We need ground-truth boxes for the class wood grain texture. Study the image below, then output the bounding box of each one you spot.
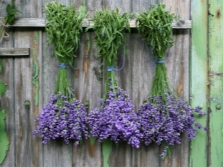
[0,0,194,167]
[209,1,223,167]
[190,0,208,167]
[161,0,191,166]
[0,48,29,56]
[131,0,160,166]
[0,19,15,167]
[5,18,192,29]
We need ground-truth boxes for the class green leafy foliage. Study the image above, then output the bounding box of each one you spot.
[0,60,2,73]
[45,1,86,97]
[45,1,86,64]
[0,109,9,164]
[0,82,6,97]
[86,9,132,96]
[136,3,175,58]
[86,8,131,66]
[5,4,20,25]
[137,3,176,100]
[0,0,20,40]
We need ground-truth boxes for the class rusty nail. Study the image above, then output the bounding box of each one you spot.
[25,100,30,108]
[198,105,203,109]
[216,104,222,110]
[84,101,90,109]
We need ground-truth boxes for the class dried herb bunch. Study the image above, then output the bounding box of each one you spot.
[33,2,89,145]
[137,3,175,99]
[87,8,131,95]
[137,3,207,158]
[137,3,174,58]
[87,9,142,148]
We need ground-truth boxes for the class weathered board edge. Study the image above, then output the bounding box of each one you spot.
[0,48,30,56]
[190,0,208,167]
[6,18,192,29]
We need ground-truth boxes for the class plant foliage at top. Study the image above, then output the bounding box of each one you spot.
[136,3,175,58]
[0,0,20,41]
[45,1,86,63]
[87,8,131,66]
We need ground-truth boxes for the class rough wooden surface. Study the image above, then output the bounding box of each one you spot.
[0,48,29,56]
[209,1,223,167]
[4,18,192,29]
[190,0,208,167]
[0,0,205,167]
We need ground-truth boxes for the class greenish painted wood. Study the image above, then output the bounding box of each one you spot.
[209,1,223,167]
[0,109,9,164]
[190,0,208,167]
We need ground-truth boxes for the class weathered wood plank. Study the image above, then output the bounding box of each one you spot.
[70,0,102,166]
[190,0,208,167]
[209,1,223,167]
[98,1,134,166]
[72,32,102,167]
[131,0,160,166]
[0,48,29,56]
[161,0,191,166]
[3,18,192,29]
[41,30,73,167]
[0,11,15,167]
[13,29,35,167]
[14,0,44,166]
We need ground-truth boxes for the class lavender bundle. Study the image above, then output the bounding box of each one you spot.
[33,2,88,145]
[137,3,206,157]
[87,9,141,148]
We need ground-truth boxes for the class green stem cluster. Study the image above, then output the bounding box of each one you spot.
[54,68,71,98]
[150,64,170,102]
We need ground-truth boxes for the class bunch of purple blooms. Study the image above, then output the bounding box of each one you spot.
[88,85,142,148]
[33,93,89,146]
[137,93,207,158]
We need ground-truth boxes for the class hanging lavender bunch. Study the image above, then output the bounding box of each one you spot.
[137,3,207,157]
[33,2,89,145]
[87,9,141,148]
[88,82,142,148]
[33,94,89,145]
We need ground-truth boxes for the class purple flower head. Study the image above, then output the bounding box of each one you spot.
[33,94,89,145]
[138,93,206,147]
[88,86,142,148]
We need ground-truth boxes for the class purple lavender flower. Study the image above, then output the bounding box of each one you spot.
[138,93,206,147]
[33,94,89,145]
[160,146,168,159]
[204,127,208,131]
[88,86,142,148]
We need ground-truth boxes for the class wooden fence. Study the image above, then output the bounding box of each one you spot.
[0,0,222,166]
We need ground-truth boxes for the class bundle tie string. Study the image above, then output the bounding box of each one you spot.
[0,18,10,39]
[58,63,69,69]
[155,58,165,64]
[106,54,126,71]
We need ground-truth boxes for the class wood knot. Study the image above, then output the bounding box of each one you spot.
[216,9,221,18]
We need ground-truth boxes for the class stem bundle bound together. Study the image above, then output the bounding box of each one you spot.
[33,1,89,145]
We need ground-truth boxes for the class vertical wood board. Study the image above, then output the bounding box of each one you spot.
[190,0,208,167]
[209,1,223,167]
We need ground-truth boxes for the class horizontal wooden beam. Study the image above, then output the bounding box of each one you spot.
[0,48,30,57]
[6,18,191,29]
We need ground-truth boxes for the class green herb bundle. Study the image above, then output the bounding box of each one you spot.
[87,8,130,96]
[0,0,20,42]
[44,1,86,97]
[137,3,175,100]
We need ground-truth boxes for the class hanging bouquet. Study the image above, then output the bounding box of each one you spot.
[87,9,142,148]
[33,1,88,146]
[136,3,207,157]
